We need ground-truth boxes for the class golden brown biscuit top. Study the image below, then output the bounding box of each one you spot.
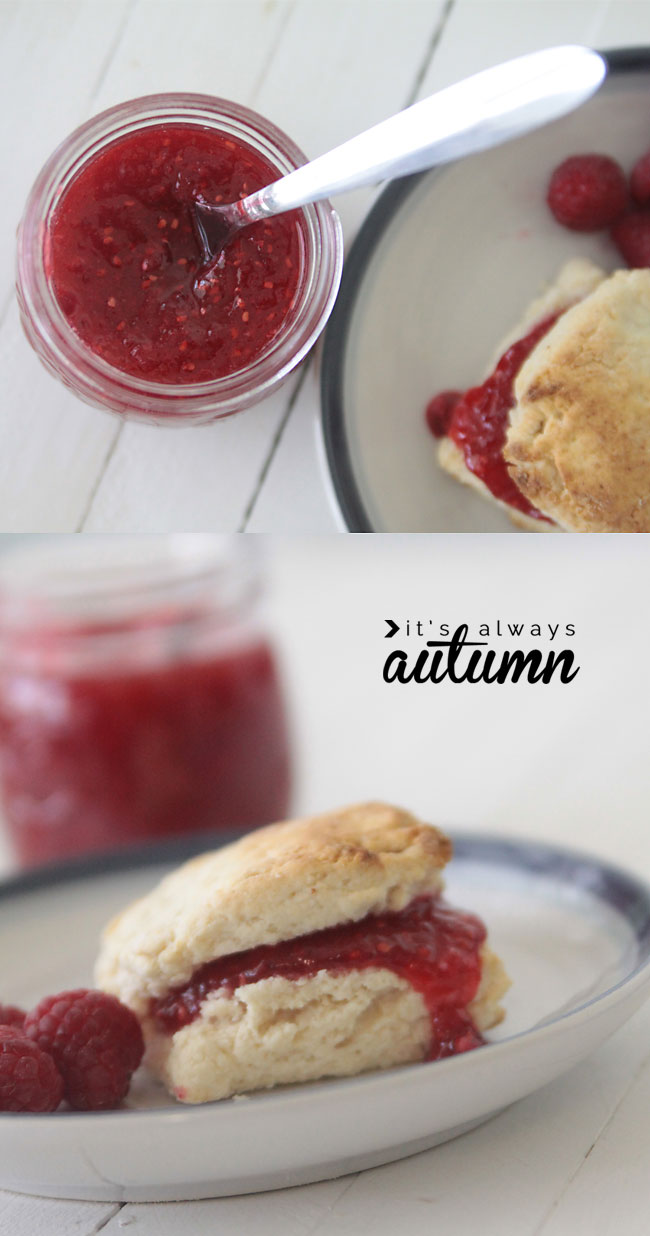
[505,268,650,532]
[95,803,451,1008]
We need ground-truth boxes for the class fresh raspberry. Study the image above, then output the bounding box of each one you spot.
[630,150,650,205]
[0,1026,25,1042]
[0,1003,26,1029]
[25,989,144,1111]
[0,1029,64,1112]
[425,390,462,439]
[611,211,650,268]
[547,154,627,231]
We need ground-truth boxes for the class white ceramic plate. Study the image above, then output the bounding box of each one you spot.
[1,833,650,1202]
[320,48,650,530]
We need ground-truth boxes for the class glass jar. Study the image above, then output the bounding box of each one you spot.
[0,536,292,868]
[16,93,343,424]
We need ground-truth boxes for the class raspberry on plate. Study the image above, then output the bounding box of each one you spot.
[0,1003,26,1029]
[0,1029,64,1112]
[425,390,463,439]
[547,154,627,231]
[630,150,650,206]
[611,211,650,268]
[25,989,144,1111]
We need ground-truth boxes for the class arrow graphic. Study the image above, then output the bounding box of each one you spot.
[385,620,399,638]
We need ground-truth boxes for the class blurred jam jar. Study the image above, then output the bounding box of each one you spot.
[16,93,343,424]
[0,537,291,868]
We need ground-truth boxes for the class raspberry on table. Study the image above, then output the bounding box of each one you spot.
[547,153,627,231]
[0,1003,27,1029]
[630,150,650,206]
[611,211,650,268]
[25,989,144,1111]
[0,1029,64,1112]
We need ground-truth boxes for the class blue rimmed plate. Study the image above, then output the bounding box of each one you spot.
[320,48,650,531]
[1,831,650,1201]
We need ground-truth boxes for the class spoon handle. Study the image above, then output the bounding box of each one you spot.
[240,45,605,223]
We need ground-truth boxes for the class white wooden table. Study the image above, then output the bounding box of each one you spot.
[1,0,649,533]
[2,533,650,1232]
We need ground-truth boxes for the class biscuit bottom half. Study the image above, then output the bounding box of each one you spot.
[142,898,508,1104]
[144,946,507,1104]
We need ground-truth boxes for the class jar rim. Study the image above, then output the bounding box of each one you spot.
[16,93,344,423]
[0,534,260,632]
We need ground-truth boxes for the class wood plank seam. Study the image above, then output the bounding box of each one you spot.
[404,0,457,107]
[303,1172,365,1236]
[75,414,124,532]
[90,1202,124,1233]
[239,360,312,530]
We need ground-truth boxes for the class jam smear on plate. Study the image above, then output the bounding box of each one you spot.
[152,894,487,1060]
[48,124,303,383]
[426,314,560,521]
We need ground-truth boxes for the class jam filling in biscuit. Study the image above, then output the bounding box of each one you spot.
[426,314,562,522]
[151,894,487,1060]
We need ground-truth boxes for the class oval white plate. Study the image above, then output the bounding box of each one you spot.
[1,833,650,1202]
[320,49,650,531]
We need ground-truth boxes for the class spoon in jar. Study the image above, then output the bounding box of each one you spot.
[192,44,605,293]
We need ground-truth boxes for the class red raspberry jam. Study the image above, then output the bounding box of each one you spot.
[48,124,303,383]
[0,638,290,867]
[152,895,487,1060]
[427,315,560,521]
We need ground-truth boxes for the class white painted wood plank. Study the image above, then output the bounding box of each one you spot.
[0,0,130,301]
[0,304,117,531]
[251,0,448,244]
[538,1031,650,1236]
[90,0,295,112]
[82,378,302,533]
[0,1191,119,1235]
[81,0,445,533]
[106,1179,351,1234]
[0,0,132,533]
[413,0,612,93]
[245,356,342,531]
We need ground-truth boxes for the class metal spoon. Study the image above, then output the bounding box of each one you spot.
[192,44,606,292]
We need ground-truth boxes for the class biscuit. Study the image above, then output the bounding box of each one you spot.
[505,268,650,531]
[95,804,509,1102]
[437,258,607,530]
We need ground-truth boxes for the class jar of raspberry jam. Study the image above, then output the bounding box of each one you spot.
[16,94,343,424]
[0,537,291,868]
